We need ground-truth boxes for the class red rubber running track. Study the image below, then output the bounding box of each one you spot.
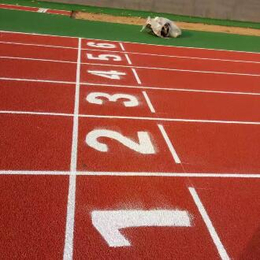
[1,30,260,260]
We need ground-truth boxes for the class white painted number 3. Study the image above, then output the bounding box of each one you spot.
[88,70,126,80]
[86,92,139,107]
[86,129,156,154]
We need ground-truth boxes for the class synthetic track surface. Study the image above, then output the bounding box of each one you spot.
[1,30,260,260]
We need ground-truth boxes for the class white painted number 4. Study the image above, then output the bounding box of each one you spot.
[88,70,126,80]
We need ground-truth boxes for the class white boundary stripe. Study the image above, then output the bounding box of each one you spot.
[0,170,260,178]
[82,62,260,77]
[189,187,230,260]
[131,68,142,84]
[158,124,181,164]
[1,30,260,56]
[0,40,77,50]
[142,91,155,113]
[63,38,81,260]
[83,82,260,96]
[1,77,260,96]
[80,114,260,126]
[0,110,73,117]
[0,55,76,64]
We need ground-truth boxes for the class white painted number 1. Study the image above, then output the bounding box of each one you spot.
[86,129,156,154]
[86,92,139,107]
[88,70,126,80]
[92,210,191,247]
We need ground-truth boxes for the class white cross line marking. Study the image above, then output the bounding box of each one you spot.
[158,124,181,164]
[82,62,260,77]
[131,68,142,84]
[119,42,125,51]
[2,29,260,55]
[63,37,81,260]
[124,53,132,65]
[0,55,76,64]
[189,187,230,260]
[0,171,260,178]
[83,82,260,96]
[142,91,155,113]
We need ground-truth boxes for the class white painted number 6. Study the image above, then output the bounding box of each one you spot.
[86,129,156,154]
[87,42,116,49]
[86,92,139,107]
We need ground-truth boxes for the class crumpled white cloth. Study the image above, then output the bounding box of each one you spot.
[141,16,182,38]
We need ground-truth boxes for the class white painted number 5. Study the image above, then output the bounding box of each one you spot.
[86,129,156,154]
[86,92,139,107]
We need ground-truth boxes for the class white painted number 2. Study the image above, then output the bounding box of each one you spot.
[87,42,116,49]
[86,92,139,107]
[88,70,126,80]
[87,54,122,61]
[86,129,156,154]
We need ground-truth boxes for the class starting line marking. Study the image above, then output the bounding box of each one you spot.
[63,37,82,260]
[131,68,142,84]
[0,170,260,178]
[189,187,230,260]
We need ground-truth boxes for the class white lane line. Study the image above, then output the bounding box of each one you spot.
[0,40,77,50]
[142,91,155,113]
[1,77,260,96]
[0,170,70,175]
[2,110,260,126]
[131,68,142,84]
[189,187,230,260]
[2,30,260,56]
[82,62,260,77]
[1,171,260,178]
[158,124,181,164]
[80,114,260,126]
[63,38,81,260]
[0,77,74,85]
[0,110,73,117]
[83,82,260,96]
[37,8,48,13]
[0,55,76,64]
[124,53,132,65]
[83,47,260,65]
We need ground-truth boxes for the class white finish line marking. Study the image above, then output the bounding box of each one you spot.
[142,91,155,113]
[63,38,82,260]
[37,8,48,13]
[92,209,191,247]
[189,187,230,260]
[158,124,181,164]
